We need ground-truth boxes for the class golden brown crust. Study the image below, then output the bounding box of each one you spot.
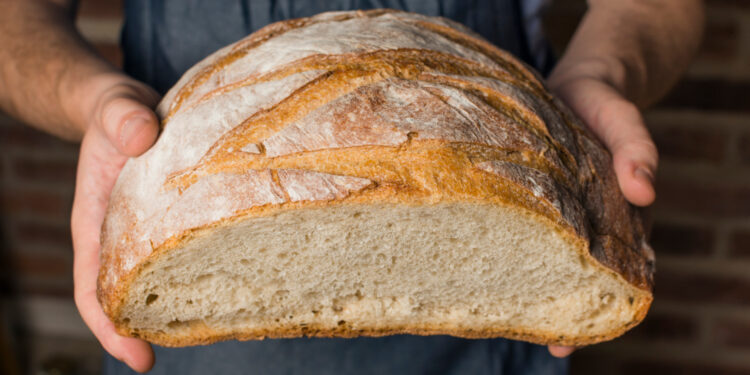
[115,293,652,348]
[174,49,528,125]
[99,9,654,347]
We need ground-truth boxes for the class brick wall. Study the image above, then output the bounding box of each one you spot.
[0,1,122,374]
[0,0,748,374]
[545,1,750,374]
[1,0,123,297]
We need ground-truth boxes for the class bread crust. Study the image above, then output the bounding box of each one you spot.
[98,9,654,347]
[118,293,652,348]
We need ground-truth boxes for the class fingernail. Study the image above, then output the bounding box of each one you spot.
[635,167,654,185]
[120,116,150,150]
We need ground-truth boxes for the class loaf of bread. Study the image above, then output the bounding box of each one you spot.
[99,9,654,347]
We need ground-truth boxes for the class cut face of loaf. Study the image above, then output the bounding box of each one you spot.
[99,9,654,347]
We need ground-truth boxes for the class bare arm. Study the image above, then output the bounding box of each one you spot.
[0,0,107,139]
[549,0,704,106]
[0,1,159,372]
[0,0,161,144]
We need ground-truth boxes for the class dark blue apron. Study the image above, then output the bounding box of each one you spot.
[122,0,553,94]
[109,1,565,374]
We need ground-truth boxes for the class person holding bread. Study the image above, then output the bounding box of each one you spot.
[0,0,703,374]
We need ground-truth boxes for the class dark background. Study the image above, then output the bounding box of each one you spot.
[1,0,749,373]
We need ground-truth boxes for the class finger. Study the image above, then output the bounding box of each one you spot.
[71,128,154,372]
[552,79,658,207]
[548,345,577,358]
[73,276,155,373]
[97,85,161,157]
[594,98,658,207]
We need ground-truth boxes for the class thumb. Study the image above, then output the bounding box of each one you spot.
[97,82,161,157]
[551,78,658,207]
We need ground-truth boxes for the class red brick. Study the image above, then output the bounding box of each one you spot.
[650,125,727,163]
[93,42,123,68]
[13,221,73,249]
[7,253,71,277]
[739,134,750,165]
[0,188,71,218]
[713,318,750,348]
[695,17,740,61]
[657,79,750,112]
[0,156,6,179]
[707,0,750,9]
[10,156,77,185]
[625,312,699,341]
[649,222,715,256]
[655,269,750,305]
[654,181,750,218]
[569,354,618,375]
[542,3,585,55]
[77,0,123,19]
[729,230,750,258]
[623,360,750,375]
[15,282,74,298]
[0,120,78,152]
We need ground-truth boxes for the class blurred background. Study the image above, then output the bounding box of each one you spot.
[1,0,749,374]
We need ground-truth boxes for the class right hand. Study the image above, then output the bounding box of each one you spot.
[70,73,161,372]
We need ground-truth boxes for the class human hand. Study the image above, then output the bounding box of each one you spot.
[70,74,161,372]
[548,75,658,208]
[542,69,659,359]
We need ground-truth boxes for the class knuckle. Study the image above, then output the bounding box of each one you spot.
[597,98,640,126]
[91,82,157,133]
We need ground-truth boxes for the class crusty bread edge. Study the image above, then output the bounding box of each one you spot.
[115,295,652,348]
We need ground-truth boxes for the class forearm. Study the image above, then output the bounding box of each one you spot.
[548,0,704,108]
[0,0,121,141]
